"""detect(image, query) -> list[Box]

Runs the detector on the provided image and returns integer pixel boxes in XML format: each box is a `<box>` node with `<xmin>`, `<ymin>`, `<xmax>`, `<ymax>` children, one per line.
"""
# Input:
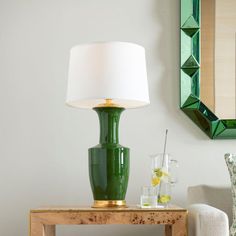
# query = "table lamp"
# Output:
<box><xmin>66</xmin><ymin>42</ymin><xmax>149</xmax><ymax>208</ymax></box>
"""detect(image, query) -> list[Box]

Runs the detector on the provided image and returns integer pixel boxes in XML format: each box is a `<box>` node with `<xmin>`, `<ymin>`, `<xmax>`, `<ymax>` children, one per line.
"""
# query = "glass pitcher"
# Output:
<box><xmin>150</xmin><ymin>153</ymin><xmax>178</xmax><ymax>206</ymax></box>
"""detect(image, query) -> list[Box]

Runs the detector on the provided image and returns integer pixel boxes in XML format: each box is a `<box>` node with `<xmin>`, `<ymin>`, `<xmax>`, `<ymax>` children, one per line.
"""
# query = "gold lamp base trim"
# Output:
<box><xmin>92</xmin><ymin>200</ymin><xmax>127</xmax><ymax>208</ymax></box>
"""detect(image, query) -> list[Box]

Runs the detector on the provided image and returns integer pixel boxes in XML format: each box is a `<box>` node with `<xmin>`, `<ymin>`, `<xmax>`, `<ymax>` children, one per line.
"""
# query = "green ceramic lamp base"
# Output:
<box><xmin>89</xmin><ymin>107</ymin><xmax>130</xmax><ymax>208</ymax></box>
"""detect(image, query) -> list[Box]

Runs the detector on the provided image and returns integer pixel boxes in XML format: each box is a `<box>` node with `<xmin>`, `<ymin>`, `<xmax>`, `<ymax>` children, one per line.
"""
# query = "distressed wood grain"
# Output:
<box><xmin>29</xmin><ymin>206</ymin><xmax>187</xmax><ymax>236</ymax></box>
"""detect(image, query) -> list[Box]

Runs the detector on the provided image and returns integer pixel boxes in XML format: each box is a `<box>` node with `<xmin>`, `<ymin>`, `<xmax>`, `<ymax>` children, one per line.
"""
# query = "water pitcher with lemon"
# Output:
<box><xmin>150</xmin><ymin>153</ymin><xmax>178</xmax><ymax>206</ymax></box>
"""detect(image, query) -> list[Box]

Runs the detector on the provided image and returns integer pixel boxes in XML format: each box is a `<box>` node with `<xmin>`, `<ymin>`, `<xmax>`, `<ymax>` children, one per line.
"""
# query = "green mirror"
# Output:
<box><xmin>180</xmin><ymin>0</ymin><xmax>236</xmax><ymax>139</ymax></box>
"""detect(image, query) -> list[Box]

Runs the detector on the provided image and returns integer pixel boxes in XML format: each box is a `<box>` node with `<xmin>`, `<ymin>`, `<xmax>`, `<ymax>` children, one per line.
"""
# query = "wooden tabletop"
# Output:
<box><xmin>30</xmin><ymin>205</ymin><xmax>187</xmax><ymax>213</ymax></box>
<box><xmin>30</xmin><ymin>205</ymin><xmax>188</xmax><ymax>236</ymax></box>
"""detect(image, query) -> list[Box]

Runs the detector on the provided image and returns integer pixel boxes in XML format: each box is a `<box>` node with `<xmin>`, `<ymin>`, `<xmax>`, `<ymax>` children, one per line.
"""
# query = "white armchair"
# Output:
<box><xmin>187</xmin><ymin>185</ymin><xmax>232</xmax><ymax>236</ymax></box>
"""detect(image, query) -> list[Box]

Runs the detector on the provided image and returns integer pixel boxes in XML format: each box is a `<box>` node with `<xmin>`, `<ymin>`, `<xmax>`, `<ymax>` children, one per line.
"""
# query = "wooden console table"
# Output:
<box><xmin>29</xmin><ymin>205</ymin><xmax>187</xmax><ymax>236</ymax></box>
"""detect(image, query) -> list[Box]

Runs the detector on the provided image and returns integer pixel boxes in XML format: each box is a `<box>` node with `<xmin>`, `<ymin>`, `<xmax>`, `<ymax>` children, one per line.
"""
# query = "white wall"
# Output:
<box><xmin>0</xmin><ymin>0</ymin><xmax>235</xmax><ymax>235</ymax></box>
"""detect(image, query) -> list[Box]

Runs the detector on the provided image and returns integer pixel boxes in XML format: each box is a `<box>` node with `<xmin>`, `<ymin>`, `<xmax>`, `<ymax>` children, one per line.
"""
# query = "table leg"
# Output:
<box><xmin>165</xmin><ymin>218</ymin><xmax>187</xmax><ymax>236</ymax></box>
<box><xmin>30</xmin><ymin>217</ymin><xmax>43</xmax><ymax>236</ymax></box>
<box><xmin>30</xmin><ymin>215</ymin><xmax>56</xmax><ymax>236</ymax></box>
<box><xmin>44</xmin><ymin>225</ymin><xmax>56</xmax><ymax>236</ymax></box>
<box><xmin>165</xmin><ymin>225</ymin><xmax>172</xmax><ymax>236</ymax></box>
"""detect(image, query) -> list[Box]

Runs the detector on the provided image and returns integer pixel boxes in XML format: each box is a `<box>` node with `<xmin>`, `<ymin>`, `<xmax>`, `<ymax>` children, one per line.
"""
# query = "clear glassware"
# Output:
<box><xmin>157</xmin><ymin>182</ymin><xmax>172</xmax><ymax>206</ymax></box>
<box><xmin>150</xmin><ymin>153</ymin><xmax>178</xmax><ymax>206</ymax></box>
<box><xmin>169</xmin><ymin>159</ymin><xmax>179</xmax><ymax>184</ymax></box>
<box><xmin>140</xmin><ymin>186</ymin><xmax>157</xmax><ymax>208</ymax></box>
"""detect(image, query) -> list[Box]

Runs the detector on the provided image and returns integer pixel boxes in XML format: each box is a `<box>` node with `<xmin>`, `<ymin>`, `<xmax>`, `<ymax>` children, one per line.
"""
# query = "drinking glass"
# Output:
<box><xmin>140</xmin><ymin>186</ymin><xmax>157</xmax><ymax>208</ymax></box>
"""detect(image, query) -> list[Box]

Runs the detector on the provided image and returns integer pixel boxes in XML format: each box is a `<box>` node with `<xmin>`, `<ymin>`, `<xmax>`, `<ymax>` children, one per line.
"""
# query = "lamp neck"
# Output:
<box><xmin>94</xmin><ymin>107</ymin><xmax>124</xmax><ymax>145</ymax></box>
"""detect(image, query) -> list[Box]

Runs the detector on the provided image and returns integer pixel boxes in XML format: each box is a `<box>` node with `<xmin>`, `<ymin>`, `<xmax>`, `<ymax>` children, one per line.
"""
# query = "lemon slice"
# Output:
<box><xmin>151</xmin><ymin>176</ymin><xmax>161</xmax><ymax>186</ymax></box>
<box><xmin>154</xmin><ymin>168</ymin><xmax>169</xmax><ymax>178</ymax></box>
<box><xmin>158</xmin><ymin>195</ymin><xmax>171</xmax><ymax>204</ymax></box>
<box><xmin>143</xmin><ymin>203</ymin><xmax>150</xmax><ymax>206</ymax></box>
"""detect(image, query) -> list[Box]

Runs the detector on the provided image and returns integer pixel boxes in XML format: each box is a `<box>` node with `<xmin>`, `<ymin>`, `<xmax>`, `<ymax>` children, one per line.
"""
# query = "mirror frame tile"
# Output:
<box><xmin>180</xmin><ymin>0</ymin><xmax>236</xmax><ymax>139</ymax></box>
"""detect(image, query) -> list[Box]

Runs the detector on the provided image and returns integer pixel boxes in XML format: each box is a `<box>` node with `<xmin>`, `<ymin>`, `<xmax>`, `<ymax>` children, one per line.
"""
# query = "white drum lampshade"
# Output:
<box><xmin>66</xmin><ymin>41</ymin><xmax>150</xmax><ymax>109</ymax></box>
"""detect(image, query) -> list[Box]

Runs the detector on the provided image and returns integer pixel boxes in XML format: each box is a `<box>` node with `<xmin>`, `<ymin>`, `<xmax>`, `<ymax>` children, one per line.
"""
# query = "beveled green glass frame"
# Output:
<box><xmin>180</xmin><ymin>0</ymin><xmax>236</xmax><ymax>139</ymax></box>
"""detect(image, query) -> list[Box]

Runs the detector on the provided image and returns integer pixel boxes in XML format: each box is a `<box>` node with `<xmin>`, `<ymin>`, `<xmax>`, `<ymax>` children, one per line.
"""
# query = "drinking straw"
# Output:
<box><xmin>161</xmin><ymin>129</ymin><xmax>168</xmax><ymax>167</ymax></box>
<box><xmin>158</xmin><ymin>129</ymin><xmax>169</xmax><ymax>201</ymax></box>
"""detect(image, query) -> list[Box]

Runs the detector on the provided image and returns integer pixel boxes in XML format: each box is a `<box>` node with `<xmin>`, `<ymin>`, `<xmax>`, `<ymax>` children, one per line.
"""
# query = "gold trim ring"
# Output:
<box><xmin>92</xmin><ymin>200</ymin><xmax>127</xmax><ymax>208</ymax></box>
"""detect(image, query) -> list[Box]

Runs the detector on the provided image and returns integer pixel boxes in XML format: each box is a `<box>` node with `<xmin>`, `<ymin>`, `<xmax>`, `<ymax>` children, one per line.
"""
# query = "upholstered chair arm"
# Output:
<box><xmin>188</xmin><ymin>204</ymin><xmax>229</xmax><ymax>236</ymax></box>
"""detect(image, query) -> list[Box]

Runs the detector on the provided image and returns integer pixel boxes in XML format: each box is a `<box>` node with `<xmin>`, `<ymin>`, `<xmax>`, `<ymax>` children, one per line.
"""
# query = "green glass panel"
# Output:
<box><xmin>222</xmin><ymin>120</ymin><xmax>236</xmax><ymax>128</ymax></box>
<box><xmin>180</xmin><ymin>70</ymin><xmax>192</xmax><ymax>106</ymax></box>
<box><xmin>182</xmin><ymin>107</ymin><xmax>212</xmax><ymax>138</ymax></box>
<box><xmin>193</xmin><ymin>0</ymin><xmax>200</xmax><ymax>24</ymax></box>
<box><xmin>182</xmin><ymin>101</ymin><xmax>218</xmax><ymax>138</ymax></box>
<box><xmin>182</xmin><ymin>28</ymin><xmax>199</xmax><ymax>37</ymax></box>
<box><xmin>182</xmin><ymin>15</ymin><xmax>199</xmax><ymax>29</ymax></box>
<box><xmin>198</xmin><ymin>102</ymin><xmax>218</xmax><ymax>121</ymax></box>
<box><xmin>181</xmin><ymin>31</ymin><xmax>192</xmax><ymax>66</ymax></box>
<box><xmin>191</xmin><ymin>70</ymin><xmax>200</xmax><ymax>98</ymax></box>
<box><xmin>181</xmin><ymin>0</ymin><xmax>193</xmax><ymax>26</ymax></box>
<box><xmin>216</xmin><ymin>120</ymin><xmax>236</xmax><ymax>138</ymax></box>
<box><xmin>182</xmin><ymin>67</ymin><xmax>198</xmax><ymax>77</ymax></box>
<box><xmin>182</xmin><ymin>95</ymin><xmax>199</xmax><ymax>108</ymax></box>
<box><xmin>184</xmin><ymin>102</ymin><xmax>218</xmax><ymax>138</ymax></box>
<box><xmin>180</xmin><ymin>70</ymin><xmax>200</xmax><ymax>106</ymax></box>
<box><xmin>212</xmin><ymin>121</ymin><xmax>226</xmax><ymax>138</ymax></box>
<box><xmin>186</xmin><ymin>100</ymin><xmax>199</xmax><ymax>109</ymax></box>
<box><xmin>192</xmin><ymin>31</ymin><xmax>200</xmax><ymax>63</ymax></box>
<box><xmin>215</xmin><ymin>129</ymin><xmax>236</xmax><ymax>139</ymax></box>
<box><xmin>182</xmin><ymin>55</ymin><xmax>199</xmax><ymax>68</ymax></box>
